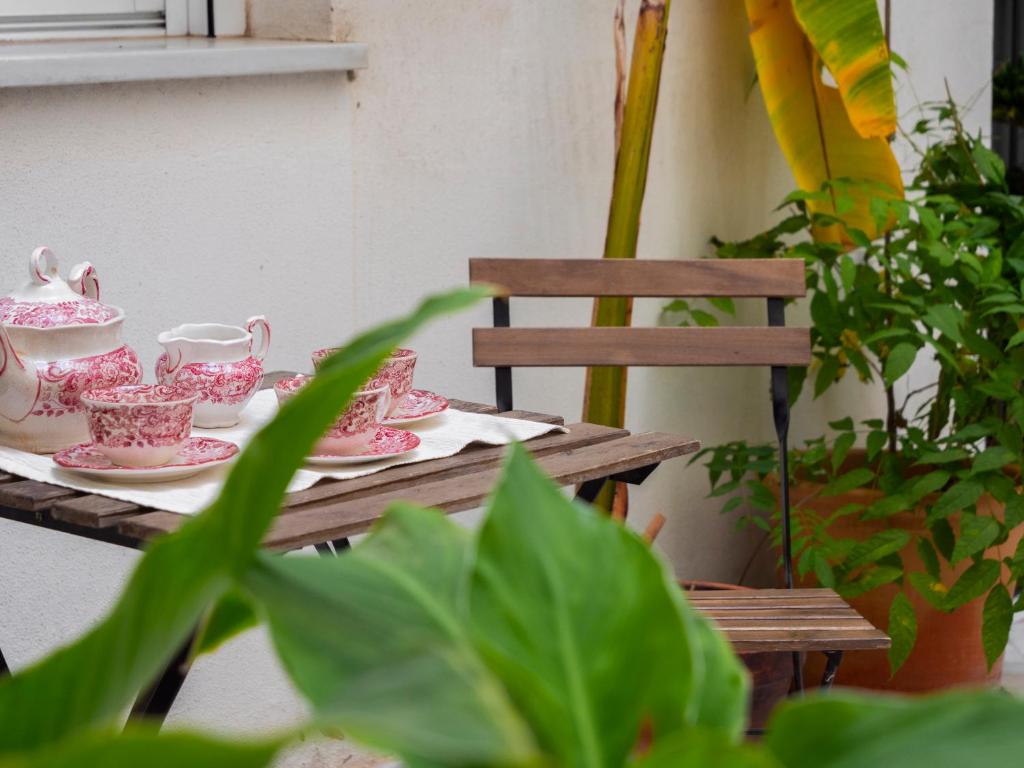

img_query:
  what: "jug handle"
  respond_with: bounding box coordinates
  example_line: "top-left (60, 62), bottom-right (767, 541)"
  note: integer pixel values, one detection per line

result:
top-left (68, 262), bottom-right (101, 301)
top-left (30, 246), bottom-right (59, 285)
top-left (158, 347), bottom-right (188, 378)
top-left (246, 316), bottom-right (271, 361)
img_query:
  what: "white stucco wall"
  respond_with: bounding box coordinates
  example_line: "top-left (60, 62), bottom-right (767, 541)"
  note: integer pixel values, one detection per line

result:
top-left (0, 1), bottom-right (995, 765)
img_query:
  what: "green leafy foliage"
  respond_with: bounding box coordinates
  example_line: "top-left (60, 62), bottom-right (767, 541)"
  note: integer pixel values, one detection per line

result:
top-left (224, 442), bottom-right (754, 766)
top-left (682, 102), bottom-right (1024, 672)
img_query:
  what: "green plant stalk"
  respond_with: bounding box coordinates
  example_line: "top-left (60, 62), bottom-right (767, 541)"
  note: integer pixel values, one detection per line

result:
top-left (583, 0), bottom-right (670, 511)
top-left (583, 0), bottom-right (670, 432)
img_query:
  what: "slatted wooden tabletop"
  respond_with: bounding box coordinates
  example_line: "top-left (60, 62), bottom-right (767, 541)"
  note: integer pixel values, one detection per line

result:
top-left (685, 588), bottom-right (890, 653)
top-left (0, 381), bottom-right (700, 552)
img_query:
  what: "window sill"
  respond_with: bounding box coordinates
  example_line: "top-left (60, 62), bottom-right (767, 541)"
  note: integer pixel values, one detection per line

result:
top-left (0, 37), bottom-right (368, 88)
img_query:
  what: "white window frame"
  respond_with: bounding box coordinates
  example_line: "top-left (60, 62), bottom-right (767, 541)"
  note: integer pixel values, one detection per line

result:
top-left (0, 1), bottom-right (195, 41)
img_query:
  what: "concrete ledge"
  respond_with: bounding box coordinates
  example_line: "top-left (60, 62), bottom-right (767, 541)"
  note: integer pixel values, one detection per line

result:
top-left (0, 37), bottom-right (368, 88)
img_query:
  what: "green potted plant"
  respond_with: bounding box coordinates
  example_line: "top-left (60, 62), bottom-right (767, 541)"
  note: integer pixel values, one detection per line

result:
top-left (671, 101), bottom-right (1024, 690)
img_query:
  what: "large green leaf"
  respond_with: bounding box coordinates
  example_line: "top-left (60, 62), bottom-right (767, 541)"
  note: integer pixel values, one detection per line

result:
top-left (631, 728), bottom-right (778, 768)
top-left (468, 444), bottom-right (748, 766)
top-left (0, 731), bottom-right (280, 768)
top-left (766, 691), bottom-right (1024, 767)
top-left (244, 504), bottom-right (537, 767)
top-left (0, 287), bottom-right (487, 756)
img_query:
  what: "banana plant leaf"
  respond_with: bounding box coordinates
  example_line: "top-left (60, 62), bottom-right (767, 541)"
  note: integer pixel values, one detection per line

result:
top-left (745, 0), bottom-right (903, 243)
top-left (791, 0), bottom-right (896, 139)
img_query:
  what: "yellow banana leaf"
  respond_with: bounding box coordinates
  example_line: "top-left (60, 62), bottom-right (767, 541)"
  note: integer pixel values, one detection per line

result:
top-left (746, 0), bottom-right (903, 243)
top-left (582, 0), bottom-right (671, 511)
top-left (792, 0), bottom-right (896, 138)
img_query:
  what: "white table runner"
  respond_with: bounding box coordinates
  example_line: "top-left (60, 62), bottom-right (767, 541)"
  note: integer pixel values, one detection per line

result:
top-left (0, 390), bottom-right (567, 517)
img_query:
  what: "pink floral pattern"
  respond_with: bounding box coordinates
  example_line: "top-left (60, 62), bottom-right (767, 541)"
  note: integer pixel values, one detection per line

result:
top-left (86, 401), bottom-right (193, 449)
top-left (32, 346), bottom-right (143, 419)
top-left (368, 349), bottom-right (417, 411)
top-left (312, 348), bottom-right (417, 409)
top-left (310, 426), bottom-right (420, 461)
top-left (55, 436), bottom-right (237, 471)
top-left (81, 386), bottom-right (196, 450)
top-left (156, 354), bottom-right (264, 406)
top-left (385, 389), bottom-right (449, 423)
top-left (275, 376), bottom-right (389, 436)
top-left (0, 297), bottom-right (119, 328)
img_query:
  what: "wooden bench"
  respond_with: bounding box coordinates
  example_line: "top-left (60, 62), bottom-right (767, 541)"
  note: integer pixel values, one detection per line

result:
top-left (470, 257), bottom-right (890, 692)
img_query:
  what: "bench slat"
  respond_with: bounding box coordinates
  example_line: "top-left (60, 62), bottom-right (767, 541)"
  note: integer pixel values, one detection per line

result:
top-left (473, 327), bottom-right (811, 367)
top-left (727, 630), bottom-right (890, 653)
top-left (470, 258), bottom-right (806, 298)
top-left (0, 480), bottom-right (78, 512)
top-left (51, 495), bottom-right (144, 529)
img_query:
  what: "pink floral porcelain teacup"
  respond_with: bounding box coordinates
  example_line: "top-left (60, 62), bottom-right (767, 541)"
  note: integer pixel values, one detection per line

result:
top-left (79, 385), bottom-right (198, 467)
top-left (274, 375), bottom-right (390, 455)
top-left (312, 347), bottom-right (417, 417)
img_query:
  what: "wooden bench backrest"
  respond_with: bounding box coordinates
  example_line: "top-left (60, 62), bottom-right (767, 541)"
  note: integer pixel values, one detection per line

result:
top-left (470, 258), bottom-right (810, 368)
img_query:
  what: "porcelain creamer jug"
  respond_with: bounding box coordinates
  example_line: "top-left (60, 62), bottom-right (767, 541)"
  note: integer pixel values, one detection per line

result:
top-left (156, 317), bottom-right (270, 428)
top-left (0, 247), bottom-right (143, 453)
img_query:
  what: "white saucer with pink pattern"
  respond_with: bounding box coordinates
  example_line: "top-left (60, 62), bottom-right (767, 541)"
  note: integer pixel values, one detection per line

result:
top-left (306, 426), bottom-right (420, 466)
top-left (383, 390), bottom-right (449, 425)
top-left (53, 436), bottom-right (239, 483)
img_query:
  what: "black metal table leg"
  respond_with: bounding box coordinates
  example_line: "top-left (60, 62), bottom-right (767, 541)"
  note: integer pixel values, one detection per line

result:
top-left (575, 478), bottom-right (608, 504)
top-left (820, 650), bottom-right (844, 689)
top-left (317, 539), bottom-right (351, 557)
top-left (0, 646), bottom-right (9, 676)
top-left (130, 634), bottom-right (194, 723)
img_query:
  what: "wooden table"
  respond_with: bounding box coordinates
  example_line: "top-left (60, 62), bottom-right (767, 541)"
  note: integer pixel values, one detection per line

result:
top-left (0, 377), bottom-right (700, 719)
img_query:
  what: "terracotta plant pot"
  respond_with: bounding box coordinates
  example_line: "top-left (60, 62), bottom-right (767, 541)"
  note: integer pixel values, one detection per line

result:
top-left (680, 580), bottom-right (792, 729)
top-left (776, 458), bottom-right (1023, 693)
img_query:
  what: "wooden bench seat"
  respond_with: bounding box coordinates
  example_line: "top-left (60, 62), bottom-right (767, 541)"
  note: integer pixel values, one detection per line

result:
top-left (686, 588), bottom-right (889, 655)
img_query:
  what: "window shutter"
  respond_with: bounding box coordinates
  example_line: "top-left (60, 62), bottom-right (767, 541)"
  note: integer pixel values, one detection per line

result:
top-left (0, 1), bottom-right (184, 41)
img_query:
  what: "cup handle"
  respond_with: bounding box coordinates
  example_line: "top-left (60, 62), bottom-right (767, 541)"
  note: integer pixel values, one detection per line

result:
top-left (246, 316), bottom-right (271, 361)
top-left (69, 261), bottom-right (101, 301)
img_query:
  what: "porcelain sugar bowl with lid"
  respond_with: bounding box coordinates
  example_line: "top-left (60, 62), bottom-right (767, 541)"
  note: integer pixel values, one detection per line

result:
top-left (0, 247), bottom-right (143, 453)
